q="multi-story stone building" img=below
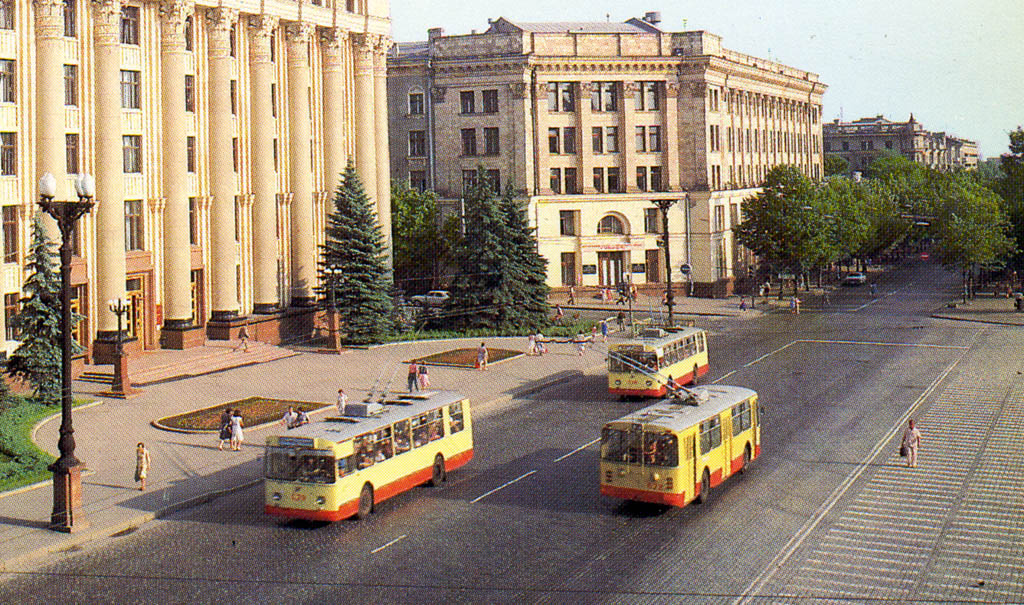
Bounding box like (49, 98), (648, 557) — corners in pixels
(388, 14), (826, 297)
(824, 114), (978, 173)
(1, 0), (391, 362)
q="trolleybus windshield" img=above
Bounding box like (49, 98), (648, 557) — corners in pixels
(265, 447), (336, 484)
(609, 349), (659, 373)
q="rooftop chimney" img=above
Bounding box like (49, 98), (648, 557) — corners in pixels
(643, 11), (662, 25)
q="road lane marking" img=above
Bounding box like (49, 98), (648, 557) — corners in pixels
(712, 370), (737, 384)
(798, 338), (968, 350)
(370, 534), (406, 554)
(743, 340), (799, 367)
(734, 334), (973, 604)
(470, 470), (537, 503)
(554, 438), (600, 462)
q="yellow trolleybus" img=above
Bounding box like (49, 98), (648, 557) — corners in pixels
(264, 391), (473, 521)
(600, 385), (759, 507)
(608, 327), (709, 397)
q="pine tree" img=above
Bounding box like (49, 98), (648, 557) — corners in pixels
(7, 214), (63, 403)
(319, 162), (393, 344)
(497, 186), (550, 331)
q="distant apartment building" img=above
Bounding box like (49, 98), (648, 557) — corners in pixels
(388, 13), (826, 297)
(824, 115), (978, 173)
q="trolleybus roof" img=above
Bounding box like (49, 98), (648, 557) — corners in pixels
(608, 385), (756, 433)
(269, 391), (467, 445)
(611, 326), (705, 351)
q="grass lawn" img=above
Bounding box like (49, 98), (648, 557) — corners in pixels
(387, 318), (598, 344)
(155, 396), (331, 433)
(0, 396), (91, 494)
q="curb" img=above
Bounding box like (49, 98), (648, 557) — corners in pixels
(930, 313), (1024, 327)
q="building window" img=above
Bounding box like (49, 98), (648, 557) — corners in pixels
(548, 128), (561, 154)
(408, 130), (426, 157)
(484, 127), (500, 155)
(230, 80), (237, 115)
(273, 139), (279, 172)
(409, 170), (427, 192)
(635, 81), (660, 111)
(122, 135), (142, 173)
(120, 6), (140, 45)
(714, 205), (725, 232)
(649, 126), (661, 152)
(636, 167), (648, 192)
(592, 127), (603, 153)
(549, 168), (561, 194)
(66, 133), (80, 174)
(707, 87), (719, 112)
(63, 64), (78, 106)
(605, 127), (619, 153)
(0, 59), (14, 103)
(607, 167), (620, 193)
(462, 169), (478, 192)
(564, 167), (578, 194)
(120, 70), (141, 109)
(270, 32), (276, 63)
(546, 82), (574, 112)
(124, 199), (144, 251)
(0, 1), (13, 29)
(229, 24), (237, 57)
(885, 140), (893, 150)
(562, 127), (577, 154)
(62, 1), (76, 38)
(482, 89), (499, 113)
(232, 137), (239, 172)
(636, 126), (647, 152)
(188, 197), (198, 245)
(186, 136), (196, 173)
(709, 125), (720, 152)
(4, 292), (18, 339)
(184, 74), (195, 112)
(842, 141), (849, 151)
(485, 170), (500, 192)
(593, 167), (604, 193)
(597, 215), (625, 234)
(2, 206), (17, 263)
(184, 15), (194, 51)
(591, 82), (617, 112)
(408, 91), (424, 115)
(561, 252), (577, 286)
(460, 91), (475, 114)
(650, 166), (663, 191)
(644, 208), (660, 233)
(234, 197), (240, 241)
(460, 129), (476, 156)
(559, 210), (578, 236)
(0, 132), (15, 175)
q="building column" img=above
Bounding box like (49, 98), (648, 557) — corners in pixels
(321, 28), (348, 194)
(373, 37), (392, 255)
(352, 34), (378, 206)
(33, 0), (65, 237)
(622, 81), (639, 193)
(286, 22), (316, 306)
(578, 82), (596, 193)
(534, 81), (551, 194)
(90, 0), (127, 360)
(248, 15), (280, 314)
(664, 81), (681, 190)
(206, 8), (239, 321)
(159, 1), (201, 348)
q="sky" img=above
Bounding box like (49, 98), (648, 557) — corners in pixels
(390, 0), (1024, 159)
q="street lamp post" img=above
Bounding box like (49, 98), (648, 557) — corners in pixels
(324, 267), (342, 352)
(38, 172), (94, 532)
(107, 298), (132, 396)
(653, 198), (677, 326)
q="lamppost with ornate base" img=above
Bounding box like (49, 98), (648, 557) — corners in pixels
(653, 198), (678, 326)
(38, 172), (94, 533)
(323, 266), (342, 352)
(106, 298), (134, 396)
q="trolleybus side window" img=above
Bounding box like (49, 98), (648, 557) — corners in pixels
(338, 452), (357, 477)
(699, 416), (722, 454)
(449, 402), (465, 433)
(643, 432), (679, 467)
(427, 409), (444, 441)
(374, 427), (394, 462)
(354, 434), (374, 468)
(601, 426), (641, 463)
(732, 400), (752, 435)
(393, 419), (412, 453)
(699, 333), (706, 352)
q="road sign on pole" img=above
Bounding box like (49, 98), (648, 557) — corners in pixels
(680, 263), (691, 275)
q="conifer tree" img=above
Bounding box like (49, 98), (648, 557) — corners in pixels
(7, 214), (64, 402)
(497, 186), (550, 331)
(319, 162), (393, 344)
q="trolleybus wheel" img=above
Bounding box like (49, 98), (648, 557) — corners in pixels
(356, 483), (374, 520)
(740, 444), (751, 474)
(695, 468), (711, 504)
(430, 454), (446, 487)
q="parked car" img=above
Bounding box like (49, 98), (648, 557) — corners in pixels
(410, 290), (450, 307)
(843, 272), (867, 286)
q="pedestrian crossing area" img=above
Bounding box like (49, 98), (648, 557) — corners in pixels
(753, 379), (1024, 603)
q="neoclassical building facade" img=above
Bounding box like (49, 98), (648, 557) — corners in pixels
(389, 15), (826, 297)
(824, 114), (979, 173)
(1, 0), (391, 361)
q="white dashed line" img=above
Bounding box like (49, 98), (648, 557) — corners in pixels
(470, 470), (537, 503)
(370, 534), (406, 554)
(554, 438), (600, 462)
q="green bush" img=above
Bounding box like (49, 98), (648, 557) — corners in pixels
(384, 318), (597, 344)
(0, 396), (60, 493)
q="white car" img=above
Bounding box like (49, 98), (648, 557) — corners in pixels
(410, 290), (450, 307)
(843, 272), (867, 286)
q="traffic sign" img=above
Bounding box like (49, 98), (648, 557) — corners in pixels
(680, 263), (691, 274)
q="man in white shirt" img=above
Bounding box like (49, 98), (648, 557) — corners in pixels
(336, 388), (348, 416)
(902, 418), (922, 468)
(281, 406), (298, 429)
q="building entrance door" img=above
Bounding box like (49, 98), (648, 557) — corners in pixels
(597, 251), (625, 286)
(126, 277), (147, 348)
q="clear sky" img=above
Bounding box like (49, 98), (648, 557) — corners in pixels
(390, 0), (1024, 159)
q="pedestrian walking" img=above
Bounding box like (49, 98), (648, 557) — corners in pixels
(567, 286), (576, 305)
(281, 406), (298, 429)
(134, 442), (151, 491)
(217, 408), (232, 451)
(575, 333), (588, 355)
(527, 333), (537, 355)
(418, 363), (430, 389)
(790, 296), (801, 314)
(336, 388), (348, 416)
(870, 283), (877, 298)
(234, 324), (250, 352)
(616, 311), (625, 331)
(476, 343), (489, 370)
(630, 284), (638, 301)
(230, 409), (244, 451)
(535, 333), (547, 356)
(407, 360), (420, 392)
(740, 297), (747, 311)
(821, 290), (830, 307)
(554, 304), (565, 324)
(600, 319), (609, 342)
(901, 419), (922, 468)
(295, 407), (310, 427)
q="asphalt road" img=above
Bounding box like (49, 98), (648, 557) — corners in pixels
(1, 260), (1000, 603)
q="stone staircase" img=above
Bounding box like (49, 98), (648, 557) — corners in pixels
(78, 340), (299, 387)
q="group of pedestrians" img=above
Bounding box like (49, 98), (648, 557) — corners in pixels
(279, 406), (310, 429)
(407, 360), (432, 391)
(217, 408), (245, 451)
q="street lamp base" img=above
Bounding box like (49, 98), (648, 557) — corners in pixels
(50, 463), (89, 533)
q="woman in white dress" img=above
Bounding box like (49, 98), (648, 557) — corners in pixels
(230, 409), (244, 451)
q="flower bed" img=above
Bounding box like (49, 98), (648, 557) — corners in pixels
(155, 397), (329, 433)
(412, 347), (522, 368)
